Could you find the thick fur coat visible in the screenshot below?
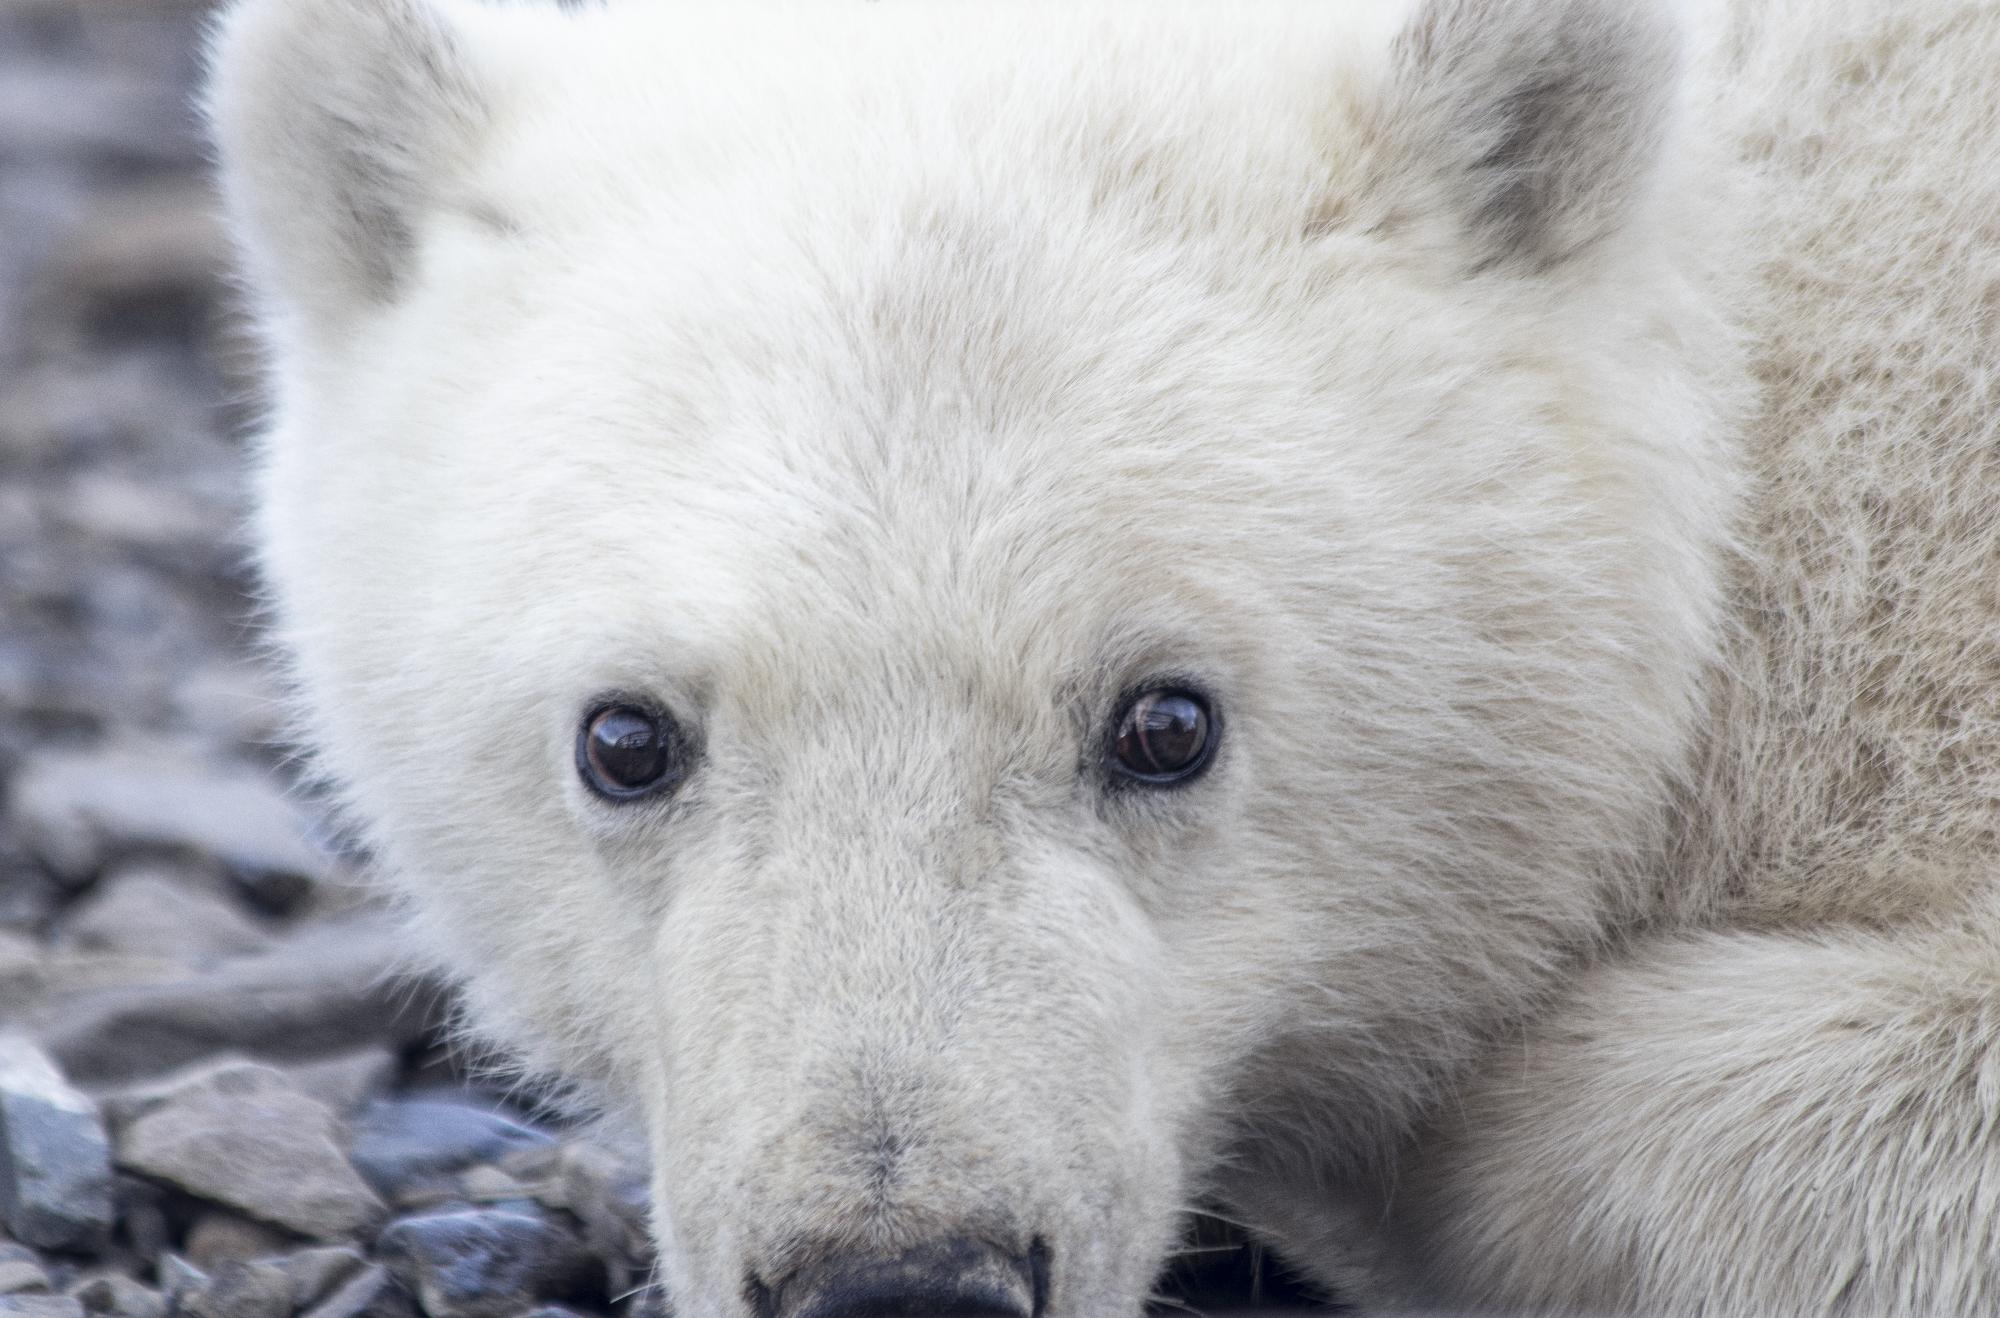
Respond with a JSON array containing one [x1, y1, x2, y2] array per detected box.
[[207, 0, 2000, 1313]]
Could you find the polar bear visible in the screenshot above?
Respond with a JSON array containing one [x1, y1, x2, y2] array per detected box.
[[206, 0, 2000, 1313]]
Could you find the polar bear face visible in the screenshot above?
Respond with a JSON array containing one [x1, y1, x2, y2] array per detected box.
[[210, 1, 1739, 1313]]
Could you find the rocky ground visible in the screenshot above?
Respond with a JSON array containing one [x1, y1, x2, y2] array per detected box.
[[0, 2, 1325, 1316]]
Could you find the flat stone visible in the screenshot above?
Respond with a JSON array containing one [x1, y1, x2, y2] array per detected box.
[[455, 1165, 527, 1205], [0, 938, 194, 1035], [0, 1037, 114, 1251], [5, 744, 329, 887], [168, 663, 286, 759], [65, 1274, 163, 1318], [171, 1260, 291, 1318], [35, 917, 440, 1085], [297, 1264, 412, 1318], [47, 180, 227, 325], [348, 1098, 554, 1201], [281, 1049, 398, 1117], [0, 1296, 85, 1318], [275, 1248, 365, 1310], [0, 1243, 49, 1295], [114, 1062, 384, 1240], [182, 1214, 295, 1271], [376, 1209, 600, 1318], [53, 869, 273, 968]]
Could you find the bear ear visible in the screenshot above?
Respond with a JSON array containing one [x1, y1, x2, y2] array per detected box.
[[205, 0, 493, 333], [1386, 0, 1682, 272]]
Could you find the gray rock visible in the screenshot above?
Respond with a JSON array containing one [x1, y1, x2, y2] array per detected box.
[[152, 1257, 204, 1308], [167, 664, 287, 762], [348, 1098, 554, 1202], [182, 1214, 294, 1271], [281, 1049, 398, 1117], [377, 1209, 600, 1318], [5, 744, 329, 887], [114, 1062, 384, 1240], [0, 934, 194, 1036], [0, 1243, 50, 1296], [53, 869, 273, 968], [297, 1265, 413, 1318], [0, 1296, 85, 1318], [42, 181, 227, 334], [0, 1037, 114, 1252], [65, 1275, 163, 1318], [275, 1248, 365, 1310], [0, 848, 59, 933], [35, 917, 441, 1085], [110, 1177, 171, 1264], [549, 1142, 652, 1268], [171, 1260, 291, 1318]]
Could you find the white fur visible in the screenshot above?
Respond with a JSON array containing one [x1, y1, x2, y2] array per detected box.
[[206, 1, 2000, 1313]]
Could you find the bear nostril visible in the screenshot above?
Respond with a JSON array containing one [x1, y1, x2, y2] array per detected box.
[[765, 1237, 1041, 1318]]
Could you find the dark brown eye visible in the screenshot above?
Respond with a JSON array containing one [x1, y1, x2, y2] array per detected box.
[[1110, 688, 1216, 785], [577, 704, 679, 800]]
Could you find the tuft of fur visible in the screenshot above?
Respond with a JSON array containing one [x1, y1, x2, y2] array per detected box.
[[206, 0, 2000, 1314]]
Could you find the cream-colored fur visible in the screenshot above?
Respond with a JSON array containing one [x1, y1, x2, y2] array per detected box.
[[205, 0, 2000, 1314]]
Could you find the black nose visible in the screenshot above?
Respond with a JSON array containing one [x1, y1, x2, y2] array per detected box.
[[765, 1237, 1042, 1318]]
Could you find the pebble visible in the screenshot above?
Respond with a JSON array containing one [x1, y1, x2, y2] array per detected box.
[[114, 1062, 384, 1240], [376, 1209, 600, 1318], [36, 917, 440, 1084], [4, 743, 330, 888], [0, 1244, 50, 1296], [0, 942, 193, 1038], [277, 1248, 366, 1310], [110, 1176, 171, 1263], [0, 1037, 114, 1252], [0, 1296, 85, 1318], [0, 848, 59, 933], [347, 1097, 554, 1204], [280, 1049, 400, 1119], [296, 1264, 412, 1318], [182, 1214, 296, 1271], [53, 868, 274, 968], [171, 1260, 292, 1318], [66, 1275, 163, 1318]]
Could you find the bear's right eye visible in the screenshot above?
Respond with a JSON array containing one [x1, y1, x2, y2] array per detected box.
[[577, 703, 682, 801]]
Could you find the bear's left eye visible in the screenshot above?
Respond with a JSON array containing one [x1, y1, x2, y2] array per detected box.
[[1109, 687, 1217, 786], [577, 703, 682, 801]]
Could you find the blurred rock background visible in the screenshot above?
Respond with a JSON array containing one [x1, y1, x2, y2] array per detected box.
[[0, 2, 1327, 1314]]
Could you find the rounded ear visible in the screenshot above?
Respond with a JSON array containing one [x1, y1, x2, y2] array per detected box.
[[205, 0, 493, 334], [1388, 0, 1683, 272]]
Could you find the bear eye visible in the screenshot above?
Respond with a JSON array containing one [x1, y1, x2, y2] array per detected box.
[[1109, 688, 1216, 785], [577, 703, 681, 801]]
